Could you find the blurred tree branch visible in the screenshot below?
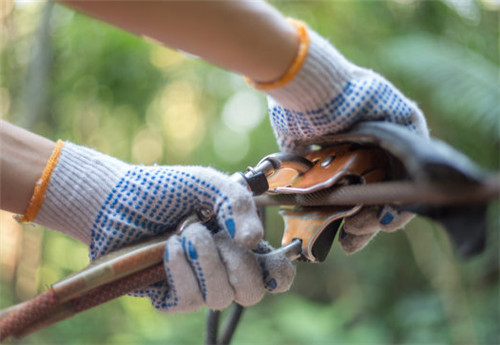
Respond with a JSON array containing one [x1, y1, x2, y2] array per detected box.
[[19, 1, 53, 132]]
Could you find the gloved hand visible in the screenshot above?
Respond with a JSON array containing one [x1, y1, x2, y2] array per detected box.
[[246, 19, 430, 254], [20, 141, 295, 312]]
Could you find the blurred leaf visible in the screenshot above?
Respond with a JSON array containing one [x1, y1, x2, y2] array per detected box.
[[380, 33, 500, 140]]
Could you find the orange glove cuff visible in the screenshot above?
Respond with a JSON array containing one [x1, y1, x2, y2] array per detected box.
[[19, 140, 65, 222]]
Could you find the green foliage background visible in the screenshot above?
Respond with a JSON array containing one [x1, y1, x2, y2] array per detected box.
[[1, 0, 498, 344]]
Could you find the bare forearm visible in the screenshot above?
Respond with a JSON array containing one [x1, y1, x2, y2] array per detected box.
[[0, 121, 55, 214], [59, 0, 299, 83]]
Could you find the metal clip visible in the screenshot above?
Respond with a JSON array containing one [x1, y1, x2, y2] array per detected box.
[[259, 144, 388, 262]]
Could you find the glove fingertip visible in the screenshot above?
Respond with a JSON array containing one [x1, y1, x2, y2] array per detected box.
[[217, 185, 263, 248], [379, 211, 395, 225], [339, 228, 377, 254], [232, 236, 295, 295], [343, 207, 381, 236], [256, 251, 295, 294], [378, 208, 415, 233], [231, 218, 264, 249]]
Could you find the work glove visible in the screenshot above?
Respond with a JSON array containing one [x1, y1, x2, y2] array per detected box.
[[20, 141, 295, 312], [246, 19, 430, 254]]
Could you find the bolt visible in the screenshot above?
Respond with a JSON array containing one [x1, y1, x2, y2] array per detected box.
[[321, 155, 335, 168]]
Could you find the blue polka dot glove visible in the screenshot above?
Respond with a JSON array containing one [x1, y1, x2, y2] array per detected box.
[[249, 20, 430, 254], [31, 142, 295, 312]]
